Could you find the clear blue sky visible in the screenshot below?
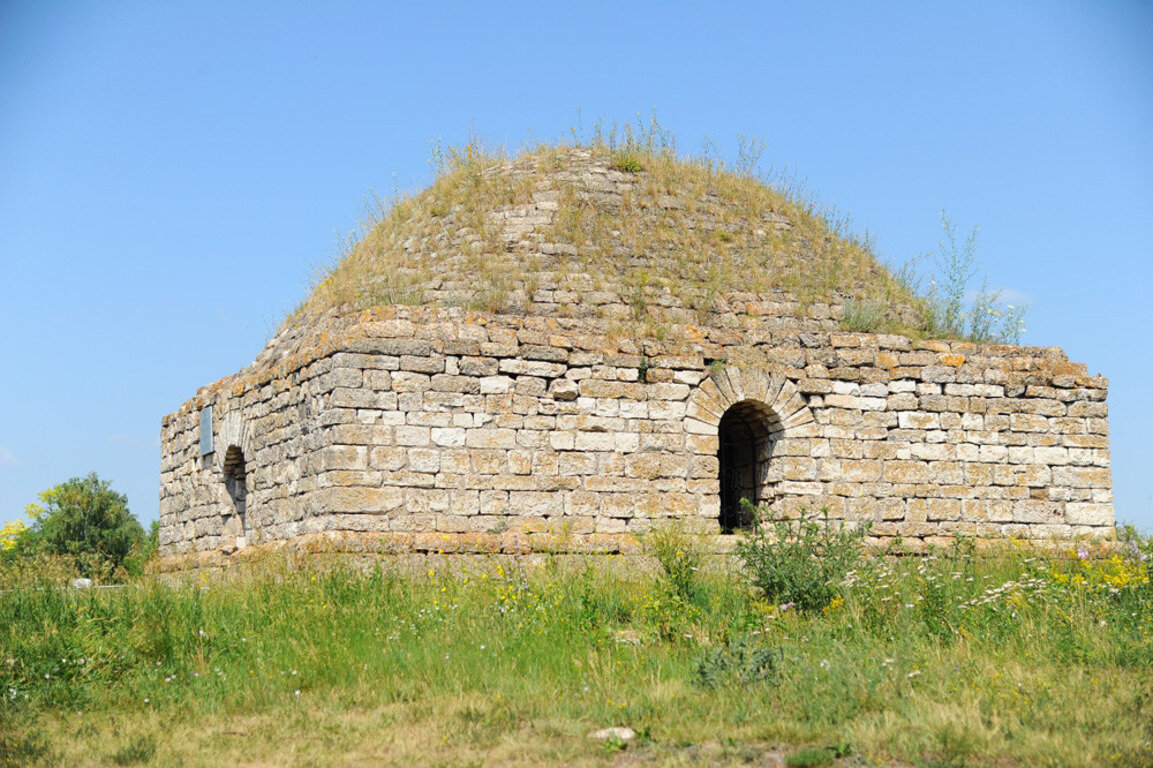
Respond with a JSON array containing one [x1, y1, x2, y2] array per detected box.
[[2, 1, 1151, 532]]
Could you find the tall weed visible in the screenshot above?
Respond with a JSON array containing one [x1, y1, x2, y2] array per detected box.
[[918, 212, 1028, 343]]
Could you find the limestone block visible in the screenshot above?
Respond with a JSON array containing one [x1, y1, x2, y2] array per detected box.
[[532, 452, 559, 475], [499, 358, 566, 378], [1010, 413, 1049, 432], [460, 356, 499, 377], [619, 400, 648, 419], [432, 374, 481, 394], [320, 368, 363, 391], [615, 432, 640, 452], [405, 412, 452, 428], [924, 498, 961, 521], [400, 355, 444, 374], [779, 456, 818, 481], [440, 449, 470, 474], [575, 431, 616, 451], [650, 382, 691, 401], [1053, 466, 1112, 489], [507, 449, 533, 475], [899, 412, 939, 430], [480, 375, 513, 394], [321, 445, 367, 471], [673, 370, 706, 386], [326, 486, 405, 514], [408, 449, 440, 473], [1068, 401, 1108, 418], [922, 366, 957, 384], [331, 424, 392, 445], [431, 427, 466, 447], [1033, 446, 1069, 466], [580, 379, 644, 399], [883, 460, 931, 484], [465, 428, 517, 450], [909, 443, 951, 461], [508, 491, 563, 517], [520, 344, 569, 363], [887, 393, 918, 410], [549, 379, 580, 401], [649, 400, 688, 421], [549, 431, 575, 451], [392, 372, 431, 392], [395, 426, 431, 447]]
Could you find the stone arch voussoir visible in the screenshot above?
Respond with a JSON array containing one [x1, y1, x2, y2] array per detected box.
[[684, 366, 816, 438], [214, 410, 252, 473]]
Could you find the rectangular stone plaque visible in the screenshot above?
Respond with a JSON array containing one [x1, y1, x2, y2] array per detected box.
[[199, 406, 213, 455]]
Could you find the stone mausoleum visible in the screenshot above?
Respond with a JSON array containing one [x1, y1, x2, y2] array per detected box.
[[157, 148, 1114, 565]]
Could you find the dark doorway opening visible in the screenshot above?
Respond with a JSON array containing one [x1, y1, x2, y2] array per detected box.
[[717, 400, 779, 533], [223, 445, 247, 536]]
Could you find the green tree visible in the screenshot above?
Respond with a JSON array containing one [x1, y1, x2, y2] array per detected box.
[[15, 472, 145, 576]]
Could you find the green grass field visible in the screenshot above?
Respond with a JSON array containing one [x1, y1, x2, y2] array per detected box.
[[2, 534, 1151, 767]]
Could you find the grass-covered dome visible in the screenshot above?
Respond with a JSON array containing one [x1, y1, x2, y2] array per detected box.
[[292, 139, 924, 337]]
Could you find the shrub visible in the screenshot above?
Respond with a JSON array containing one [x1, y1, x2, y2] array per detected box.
[[735, 502, 870, 611], [694, 634, 783, 689]]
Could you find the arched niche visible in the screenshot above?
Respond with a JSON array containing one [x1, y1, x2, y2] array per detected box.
[[718, 400, 782, 532], [684, 365, 819, 532]]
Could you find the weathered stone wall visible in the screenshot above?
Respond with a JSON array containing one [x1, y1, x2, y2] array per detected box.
[[159, 306, 1113, 558]]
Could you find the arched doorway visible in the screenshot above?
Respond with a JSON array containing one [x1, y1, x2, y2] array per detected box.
[[717, 400, 780, 533], [222, 445, 248, 537]]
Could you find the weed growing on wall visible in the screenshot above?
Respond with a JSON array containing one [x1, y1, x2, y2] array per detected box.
[[839, 298, 886, 333], [916, 212, 1029, 344]]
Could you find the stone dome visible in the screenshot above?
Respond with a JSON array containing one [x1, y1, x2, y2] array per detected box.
[[299, 146, 919, 323]]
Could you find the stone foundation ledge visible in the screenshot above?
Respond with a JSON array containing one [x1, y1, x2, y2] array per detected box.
[[148, 528, 1119, 577]]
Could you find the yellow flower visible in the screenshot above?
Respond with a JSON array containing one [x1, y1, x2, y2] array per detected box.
[[0, 518, 26, 551], [822, 596, 845, 615]]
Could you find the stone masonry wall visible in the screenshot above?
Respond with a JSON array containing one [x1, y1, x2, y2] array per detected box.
[[159, 306, 1113, 558]]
